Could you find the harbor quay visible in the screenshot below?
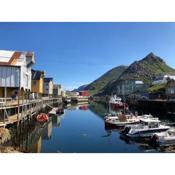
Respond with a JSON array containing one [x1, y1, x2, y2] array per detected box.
[[0, 97, 62, 127]]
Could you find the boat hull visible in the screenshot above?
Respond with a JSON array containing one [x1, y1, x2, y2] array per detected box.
[[127, 128, 170, 138], [105, 120, 140, 128]]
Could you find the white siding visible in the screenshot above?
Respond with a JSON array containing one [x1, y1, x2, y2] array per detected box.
[[0, 50, 34, 90], [0, 66, 20, 87]]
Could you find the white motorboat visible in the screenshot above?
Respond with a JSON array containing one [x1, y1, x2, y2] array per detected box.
[[149, 129, 175, 147], [121, 118, 170, 138]]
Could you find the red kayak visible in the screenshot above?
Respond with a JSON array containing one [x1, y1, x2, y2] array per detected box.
[[36, 113, 49, 123]]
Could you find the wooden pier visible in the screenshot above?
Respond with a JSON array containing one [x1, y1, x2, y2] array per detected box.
[[0, 97, 62, 127]]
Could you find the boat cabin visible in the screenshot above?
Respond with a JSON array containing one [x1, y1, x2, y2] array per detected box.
[[140, 118, 161, 128]]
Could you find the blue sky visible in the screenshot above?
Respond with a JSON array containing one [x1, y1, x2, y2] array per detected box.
[[0, 22, 175, 90]]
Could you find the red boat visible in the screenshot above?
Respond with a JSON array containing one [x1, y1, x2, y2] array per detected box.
[[109, 96, 128, 110], [36, 113, 49, 123]]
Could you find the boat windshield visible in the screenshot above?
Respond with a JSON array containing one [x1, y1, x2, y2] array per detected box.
[[148, 122, 159, 128]]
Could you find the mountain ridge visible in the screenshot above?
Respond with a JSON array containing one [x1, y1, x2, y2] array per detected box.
[[75, 53, 175, 96]]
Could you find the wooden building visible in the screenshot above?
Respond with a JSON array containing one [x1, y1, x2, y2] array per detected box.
[[53, 84, 62, 97], [43, 77, 53, 96], [0, 50, 35, 98], [31, 69, 45, 96]]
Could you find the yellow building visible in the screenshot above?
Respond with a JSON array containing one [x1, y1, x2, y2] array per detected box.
[[31, 69, 45, 96]]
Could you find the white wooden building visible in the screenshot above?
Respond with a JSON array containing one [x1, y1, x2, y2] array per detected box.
[[43, 78, 54, 96], [0, 50, 35, 97], [53, 84, 62, 97]]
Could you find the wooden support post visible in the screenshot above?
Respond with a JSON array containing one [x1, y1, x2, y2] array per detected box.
[[22, 89, 24, 120], [17, 88, 20, 127], [4, 87, 7, 103]]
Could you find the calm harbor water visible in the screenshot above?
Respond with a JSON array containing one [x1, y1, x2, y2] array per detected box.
[[3, 102, 175, 153]]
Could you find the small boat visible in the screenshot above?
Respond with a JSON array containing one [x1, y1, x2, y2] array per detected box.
[[49, 108, 64, 115], [121, 118, 170, 138], [49, 108, 57, 115], [105, 114, 140, 127], [105, 113, 153, 123], [149, 129, 175, 147], [36, 113, 49, 123]]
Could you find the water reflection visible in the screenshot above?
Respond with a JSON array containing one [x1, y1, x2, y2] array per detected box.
[[5, 113, 62, 153], [1, 102, 175, 153], [42, 121, 52, 140]]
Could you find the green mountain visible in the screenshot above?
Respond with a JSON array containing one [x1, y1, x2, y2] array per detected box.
[[118, 52, 175, 82], [101, 52, 175, 95], [84, 65, 127, 95]]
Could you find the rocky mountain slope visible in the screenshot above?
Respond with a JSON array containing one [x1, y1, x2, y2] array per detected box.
[[84, 65, 127, 95], [100, 52, 175, 95]]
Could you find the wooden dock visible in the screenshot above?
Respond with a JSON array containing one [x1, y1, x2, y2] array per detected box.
[[0, 97, 62, 127]]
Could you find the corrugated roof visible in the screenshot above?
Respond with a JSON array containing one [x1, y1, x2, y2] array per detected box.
[[0, 50, 34, 66]]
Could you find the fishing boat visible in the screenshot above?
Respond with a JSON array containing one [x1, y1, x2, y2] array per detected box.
[[105, 113, 140, 128], [109, 95, 128, 110], [149, 129, 175, 147], [105, 113, 153, 122], [104, 101, 124, 120], [104, 111, 122, 120], [36, 113, 49, 123], [121, 118, 170, 138]]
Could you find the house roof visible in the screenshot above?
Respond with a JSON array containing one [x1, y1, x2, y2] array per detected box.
[[44, 77, 53, 82], [0, 50, 34, 66], [32, 69, 44, 80]]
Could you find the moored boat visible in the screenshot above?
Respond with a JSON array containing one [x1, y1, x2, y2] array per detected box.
[[105, 113, 140, 128], [121, 118, 170, 138], [149, 129, 175, 147], [105, 113, 153, 124], [109, 95, 128, 110], [36, 113, 49, 123]]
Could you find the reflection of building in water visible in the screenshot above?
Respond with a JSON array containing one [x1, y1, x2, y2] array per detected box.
[[52, 115, 61, 128], [64, 104, 78, 110], [10, 121, 44, 153], [32, 136, 42, 153], [42, 121, 52, 140]]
